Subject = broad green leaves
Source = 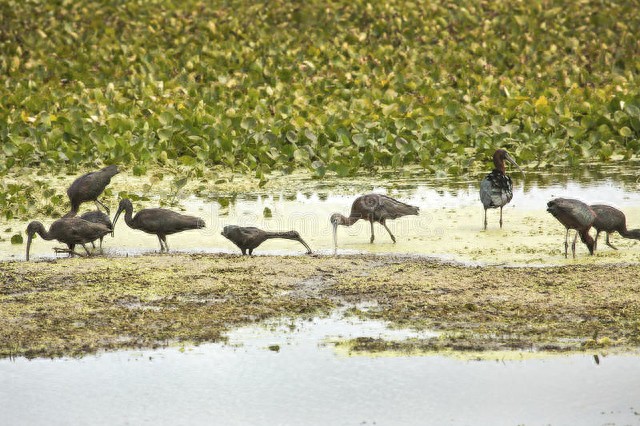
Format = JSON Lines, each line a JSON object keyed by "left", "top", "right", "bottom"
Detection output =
{"left": 0, "top": 0, "right": 639, "bottom": 180}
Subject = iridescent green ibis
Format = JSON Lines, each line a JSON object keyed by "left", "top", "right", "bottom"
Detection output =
{"left": 480, "top": 149, "right": 524, "bottom": 230}
{"left": 112, "top": 198, "right": 205, "bottom": 252}
{"left": 26, "top": 217, "right": 112, "bottom": 260}
{"left": 547, "top": 198, "right": 595, "bottom": 258}
{"left": 330, "top": 193, "right": 419, "bottom": 250}
{"left": 591, "top": 204, "right": 640, "bottom": 251}
{"left": 80, "top": 210, "right": 113, "bottom": 250}
{"left": 221, "top": 225, "right": 312, "bottom": 255}
{"left": 65, "top": 165, "right": 119, "bottom": 217}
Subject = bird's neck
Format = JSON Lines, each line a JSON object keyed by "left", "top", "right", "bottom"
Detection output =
{"left": 343, "top": 216, "right": 360, "bottom": 226}
{"left": 35, "top": 226, "right": 54, "bottom": 241}
{"left": 122, "top": 205, "right": 136, "bottom": 228}
{"left": 264, "top": 231, "right": 298, "bottom": 240}
{"left": 493, "top": 161, "right": 506, "bottom": 174}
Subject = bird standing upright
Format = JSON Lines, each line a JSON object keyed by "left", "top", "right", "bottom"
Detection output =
{"left": 221, "top": 225, "right": 312, "bottom": 255}
{"left": 547, "top": 198, "right": 596, "bottom": 258}
{"left": 112, "top": 198, "right": 205, "bottom": 252}
{"left": 80, "top": 210, "right": 113, "bottom": 250}
{"left": 590, "top": 204, "right": 640, "bottom": 251}
{"left": 480, "top": 149, "right": 524, "bottom": 230}
{"left": 330, "top": 193, "right": 419, "bottom": 250}
{"left": 26, "top": 217, "right": 112, "bottom": 260}
{"left": 65, "top": 165, "right": 119, "bottom": 217}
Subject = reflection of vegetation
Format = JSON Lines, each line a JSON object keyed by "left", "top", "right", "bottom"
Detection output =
{"left": 1, "top": 0, "right": 639, "bottom": 184}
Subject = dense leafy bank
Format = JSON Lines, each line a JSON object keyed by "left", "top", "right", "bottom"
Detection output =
{"left": 1, "top": 0, "right": 639, "bottom": 182}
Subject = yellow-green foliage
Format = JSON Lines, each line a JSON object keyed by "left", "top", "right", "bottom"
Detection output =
{"left": 1, "top": 0, "right": 639, "bottom": 180}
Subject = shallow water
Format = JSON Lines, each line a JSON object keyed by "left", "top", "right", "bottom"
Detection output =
{"left": 4, "top": 164, "right": 640, "bottom": 265}
{"left": 1, "top": 313, "right": 639, "bottom": 426}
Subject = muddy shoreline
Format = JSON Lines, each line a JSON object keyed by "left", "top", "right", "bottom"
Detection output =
{"left": 1, "top": 253, "right": 639, "bottom": 359}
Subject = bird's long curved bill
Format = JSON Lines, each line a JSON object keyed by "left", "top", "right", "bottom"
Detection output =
{"left": 26, "top": 234, "right": 33, "bottom": 261}
{"left": 505, "top": 153, "right": 525, "bottom": 177}
{"left": 297, "top": 237, "right": 312, "bottom": 254}
{"left": 112, "top": 208, "right": 123, "bottom": 234}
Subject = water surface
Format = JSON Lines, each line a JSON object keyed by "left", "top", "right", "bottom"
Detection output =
{"left": 5, "top": 164, "right": 640, "bottom": 265}
{"left": 1, "top": 314, "right": 638, "bottom": 426}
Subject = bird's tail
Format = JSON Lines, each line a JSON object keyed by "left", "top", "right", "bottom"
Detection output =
{"left": 620, "top": 228, "right": 640, "bottom": 240}
{"left": 394, "top": 202, "right": 420, "bottom": 216}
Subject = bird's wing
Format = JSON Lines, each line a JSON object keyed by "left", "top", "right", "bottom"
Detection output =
{"left": 480, "top": 172, "right": 513, "bottom": 209}
{"left": 134, "top": 209, "right": 204, "bottom": 234}
{"left": 548, "top": 199, "right": 595, "bottom": 225}
{"left": 374, "top": 194, "right": 419, "bottom": 219}
{"left": 53, "top": 218, "right": 110, "bottom": 244}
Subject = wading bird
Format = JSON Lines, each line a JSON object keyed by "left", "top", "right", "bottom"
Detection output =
{"left": 65, "top": 165, "right": 119, "bottom": 217}
{"left": 26, "top": 217, "right": 112, "bottom": 260}
{"left": 330, "top": 193, "right": 419, "bottom": 250}
{"left": 480, "top": 149, "right": 524, "bottom": 230}
{"left": 547, "top": 198, "right": 595, "bottom": 258}
{"left": 590, "top": 204, "right": 640, "bottom": 251}
{"left": 112, "top": 198, "right": 205, "bottom": 252}
{"left": 221, "top": 225, "right": 312, "bottom": 255}
{"left": 80, "top": 210, "right": 113, "bottom": 250}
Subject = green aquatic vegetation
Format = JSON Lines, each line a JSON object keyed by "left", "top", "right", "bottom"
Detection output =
{"left": 1, "top": 0, "right": 639, "bottom": 182}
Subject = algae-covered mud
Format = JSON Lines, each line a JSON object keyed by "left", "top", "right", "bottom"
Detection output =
{"left": 2, "top": 254, "right": 640, "bottom": 359}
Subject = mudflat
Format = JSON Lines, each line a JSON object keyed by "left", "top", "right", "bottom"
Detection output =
{"left": 1, "top": 254, "right": 639, "bottom": 358}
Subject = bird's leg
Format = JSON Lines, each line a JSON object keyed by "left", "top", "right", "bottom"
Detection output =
{"left": 91, "top": 241, "right": 96, "bottom": 250}
{"left": 94, "top": 199, "right": 110, "bottom": 215}
{"left": 483, "top": 209, "right": 488, "bottom": 230}
{"left": 241, "top": 248, "right": 247, "bottom": 255}
{"left": 158, "top": 235, "right": 169, "bottom": 252}
{"left": 605, "top": 233, "right": 618, "bottom": 250}
{"left": 499, "top": 207, "right": 503, "bottom": 229}
{"left": 99, "top": 237, "right": 104, "bottom": 252}
{"left": 249, "top": 249, "right": 254, "bottom": 256}
{"left": 594, "top": 230, "right": 600, "bottom": 252}
{"left": 53, "top": 247, "right": 85, "bottom": 258}
{"left": 381, "top": 220, "right": 396, "bottom": 243}
{"left": 571, "top": 231, "right": 578, "bottom": 258}
{"left": 81, "top": 244, "right": 92, "bottom": 256}
{"left": 370, "top": 220, "right": 375, "bottom": 243}
{"left": 564, "top": 229, "right": 569, "bottom": 258}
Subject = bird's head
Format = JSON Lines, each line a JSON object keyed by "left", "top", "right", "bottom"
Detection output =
{"left": 330, "top": 213, "right": 345, "bottom": 226}
{"left": 221, "top": 225, "right": 238, "bottom": 238}
{"left": 25, "top": 221, "right": 45, "bottom": 261}
{"left": 112, "top": 198, "right": 133, "bottom": 230}
{"left": 494, "top": 149, "right": 524, "bottom": 177}
{"left": 329, "top": 214, "right": 345, "bottom": 252}
{"left": 102, "top": 164, "right": 120, "bottom": 177}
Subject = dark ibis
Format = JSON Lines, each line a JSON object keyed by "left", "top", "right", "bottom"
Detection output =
{"left": 65, "top": 165, "right": 119, "bottom": 217}
{"left": 547, "top": 198, "right": 595, "bottom": 258}
{"left": 80, "top": 210, "right": 113, "bottom": 250}
{"left": 26, "top": 217, "right": 112, "bottom": 261}
{"left": 221, "top": 225, "right": 312, "bottom": 255}
{"left": 330, "top": 193, "right": 419, "bottom": 250}
{"left": 112, "top": 198, "right": 205, "bottom": 252}
{"left": 480, "top": 149, "right": 524, "bottom": 230}
{"left": 590, "top": 204, "right": 640, "bottom": 251}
